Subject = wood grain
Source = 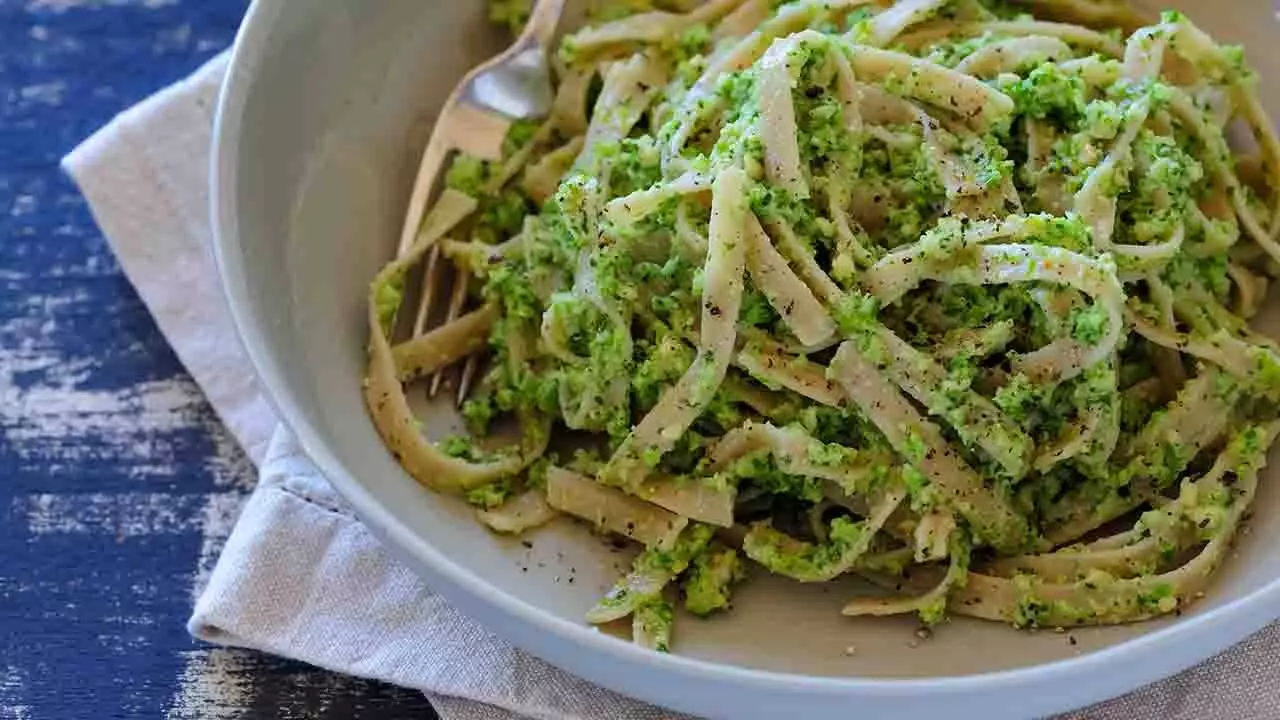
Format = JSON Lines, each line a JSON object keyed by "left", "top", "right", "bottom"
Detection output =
{"left": 0, "top": 0, "right": 436, "bottom": 716}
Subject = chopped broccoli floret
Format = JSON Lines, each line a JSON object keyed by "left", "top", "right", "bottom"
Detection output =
{"left": 444, "top": 153, "right": 490, "bottom": 196}
{"left": 465, "top": 478, "right": 514, "bottom": 509}
{"left": 1069, "top": 303, "right": 1110, "bottom": 346}
{"left": 683, "top": 545, "right": 745, "bottom": 616}
{"left": 1003, "top": 64, "right": 1087, "bottom": 127}
{"left": 633, "top": 596, "right": 675, "bottom": 652}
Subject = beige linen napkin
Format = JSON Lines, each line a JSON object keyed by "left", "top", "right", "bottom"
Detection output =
{"left": 63, "top": 51, "right": 1280, "bottom": 720}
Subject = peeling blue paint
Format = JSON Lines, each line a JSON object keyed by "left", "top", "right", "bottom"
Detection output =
{"left": 0, "top": 0, "right": 244, "bottom": 716}
{"left": 1, "top": 1, "right": 441, "bottom": 716}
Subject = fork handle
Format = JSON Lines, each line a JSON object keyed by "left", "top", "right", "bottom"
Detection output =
{"left": 396, "top": 139, "right": 452, "bottom": 257}
{"left": 523, "top": 0, "right": 567, "bottom": 51}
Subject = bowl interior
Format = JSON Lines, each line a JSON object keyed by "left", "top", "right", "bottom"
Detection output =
{"left": 218, "top": 0, "right": 1280, "bottom": 685}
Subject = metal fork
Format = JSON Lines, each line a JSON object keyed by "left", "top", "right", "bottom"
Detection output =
{"left": 395, "top": 0, "right": 566, "bottom": 404}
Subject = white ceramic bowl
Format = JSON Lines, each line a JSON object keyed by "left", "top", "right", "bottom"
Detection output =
{"left": 212, "top": 2, "right": 1280, "bottom": 717}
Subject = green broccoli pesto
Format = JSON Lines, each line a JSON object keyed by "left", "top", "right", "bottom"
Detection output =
{"left": 831, "top": 291, "right": 882, "bottom": 337}
{"left": 640, "top": 523, "right": 715, "bottom": 575}
{"left": 633, "top": 597, "right": 675, "bottom": 652}
{"left": 796, "top": 405, "right": 894, "bottom": 454}
{"left": 461, "top": 392, "right": 499, "bottom": 435}
{"left": 591, "top": 524, "right": 715, "bottom": 622}
{"left": 598, "top": 136, "right": 663, "bottom": 197}
{"left": 633, "top": 335, "right": 695, "bottom": 410}
{"left": 372, "top": 270, "right": 405, "bottom": 333}
{"left": 1001, "top": 64, "right": 1087, "bottom": 128}
{"left": 1068, "top": 303, "right": 1110, "bottom": 346}
{"left": 857, "top": 125, "right": 946, "bottom": 249}
{"left": 1012, "top": 570, "right": 1192, "bottom": 628}
{"left": 444, "top": 154, "right": 489, "bottom": 196}
{"left": 743, "top": 516, "right": 868, "bottom": 582}
{"left": 993, "top": 374, "right": 1044, "bottom": 425}
{"left": 1250, "top": 347, "right": 1280, "bottom": 401}
{"left": 683, "top": 544, "right": 745, "bottom": 616}
{"left": 1021, "top": 213, "right": 1092, "bottom": 252}
{"left": 806, "top": 435, "right": 859, "bottom": 469}
{"left": 748, "top": 184, "right": 833, "bottom": 255}
{"left": 715, "top": 450, "right": 825, "bottom": 503}
{"left": 465, "top": 478, "right": 514, "bottom": 509}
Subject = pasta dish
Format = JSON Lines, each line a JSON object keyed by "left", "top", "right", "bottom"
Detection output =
{"left": 364, "top": 0, "right": 1280, "bottom": 652}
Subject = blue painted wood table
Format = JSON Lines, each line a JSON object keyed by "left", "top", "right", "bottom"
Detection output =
{"left": 0, "top": 1, "right": 436, "bottom": 716}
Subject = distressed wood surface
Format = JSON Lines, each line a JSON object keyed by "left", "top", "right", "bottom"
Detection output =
{"left": 0, "top": 1, "right": 437, "bottom": 716}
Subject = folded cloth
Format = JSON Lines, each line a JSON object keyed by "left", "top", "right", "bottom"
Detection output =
{"left": 62, "top": 50, "right": 1280, "bottom": 720}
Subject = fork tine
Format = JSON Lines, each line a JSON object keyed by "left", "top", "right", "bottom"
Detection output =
{"left": 390, "top": 0, "right": 565, "bottom": 403}
{"left": 456, "top": 355, "right": 481, "bottom": 408}
{"left": 428, "top": 369, "right": 449, "bottom": 398}
{"left": 429, "top": 273, "right": 471, "bottom": 397}
{"left": 412, "top": 245, "right": 445, "bottom": 339}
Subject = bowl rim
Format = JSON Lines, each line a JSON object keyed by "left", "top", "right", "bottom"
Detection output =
{"left": 209, "top": 1, "right": 1280, "bottom": 716}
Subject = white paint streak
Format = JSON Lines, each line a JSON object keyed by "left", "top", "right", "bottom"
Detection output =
{"left": 0, "top": 280, "right": 263, "bottom": 478}
{"left": 191, "top": 490, "right": 248, "bottom": 601}
{"left": 0, "top": 667, "right": 32, "bottom": 720}
{"left": 0, "top": 345, "right": 209, "bottom": 473}
{"left": 204, "top": 420, "right": 256, "bottom": 492}
{"left": 189, "top": 409, "right": 255, "bottom": 599}
{"left": 27, "top": 0, "right": 177, "bottom": 10}
{"left": 19, "top": 82, "right": 65, "bottom": 107}
{"left": 5, "top": 379, "right": 196, "bottom": 436}
{"left": 153, "top": 23, "right": 191, "bottom": 53}
{"left": 20, "top": 491, "right": 244, "bottom": 538}
{"left": 9, "top": 195, "right": 36, "bottom": 217}
{"left": 172, "top": 413, "right": 259, "bottom": 702}
{"left": 100, "top": 614, "right": 158, "bottom": 626}
{"left": 165, "top": 649, "right": 255, "bottom": 720}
